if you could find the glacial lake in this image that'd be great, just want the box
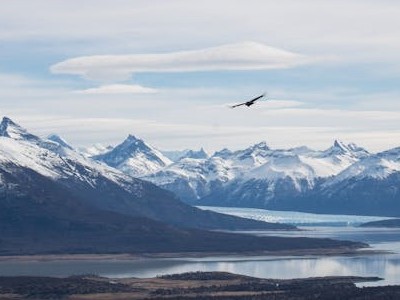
[1,208,399,286]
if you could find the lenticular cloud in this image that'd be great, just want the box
[50,42,315,81]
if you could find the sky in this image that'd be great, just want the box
[1,0,400,153]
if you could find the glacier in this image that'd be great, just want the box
[197,206,391,226]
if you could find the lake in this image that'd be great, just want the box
[1,207,399,286]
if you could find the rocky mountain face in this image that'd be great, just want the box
[113,135,398,217]
[58,122,399,218]
[299,147,400,216]
[0,117,293,232]
[93,134,172,177]
[140,139,390,216]
[3,117,379,256]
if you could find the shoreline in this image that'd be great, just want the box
[0,247,388,263]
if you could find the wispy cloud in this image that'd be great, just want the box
[257,99,304,109]
[50,42,317,81]
[75,84,157,94]
[11,114,400,153]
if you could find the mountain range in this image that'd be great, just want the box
[84,130,400,217]
[3,117,331,255]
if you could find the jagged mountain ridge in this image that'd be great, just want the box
[0,117,293,231]
[162,148,209,161]
[12,116,399,217]
[96,134,399,217]
[142,139,371,208]
[297,146,400,216]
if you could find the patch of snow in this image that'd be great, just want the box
[79,144,114,157]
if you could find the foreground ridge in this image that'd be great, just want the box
[0,272,394,299]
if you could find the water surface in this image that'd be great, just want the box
[1,211,399,286]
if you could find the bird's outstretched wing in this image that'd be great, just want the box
[230,102,247,108]
[230,93,266,109]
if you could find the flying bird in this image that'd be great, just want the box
[230,93,266,108]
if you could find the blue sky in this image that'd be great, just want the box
[1,0,400,152]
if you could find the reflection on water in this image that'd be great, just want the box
[0,226,399,286]
[251,226,400,244]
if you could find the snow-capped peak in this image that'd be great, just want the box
[93,134,172,177]
[0,117,70,155]
[330,139,353,154]
[334,139,346,149]
[213,148,233,158]
[119,134,149,152]
[183,148,209,160]
[125,134,141,143]
[47,134,74,150]
[0,117,39,141]
[251,141,269,150]
[321,139,369,159]
[235,141,271,164]
[162,148,209,161]
[241,141,270,155]
[105,134,169,165]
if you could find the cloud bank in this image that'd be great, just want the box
[76,84,157,94]
[50,42,315,81]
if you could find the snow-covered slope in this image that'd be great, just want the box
[325,147,400,186]
[144,142,273,202]
[293,147,400,217]
[149,140,400,217]
[0,117,37,140]
[48,134,74,150]
[304,140,369,177]
[162,148,208,161]
[3,115,398,217]
[79,143,114,157]
[0,116,284,230]
[144,140,369,206]
[93,134,172,177]
[0,118,143,194]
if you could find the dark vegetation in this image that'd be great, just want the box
[0,165,365,256]
[1,272,398,299]
[0,275,134,299]
[360,218,400,228]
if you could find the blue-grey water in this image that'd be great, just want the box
[1,209,399,286]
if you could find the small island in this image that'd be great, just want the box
[1,272,398,299]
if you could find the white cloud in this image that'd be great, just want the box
[75,84,157,94]
[50,42,316,81]
[2,0,400,65]
[258,99,304,109]
[0,70,399,153]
